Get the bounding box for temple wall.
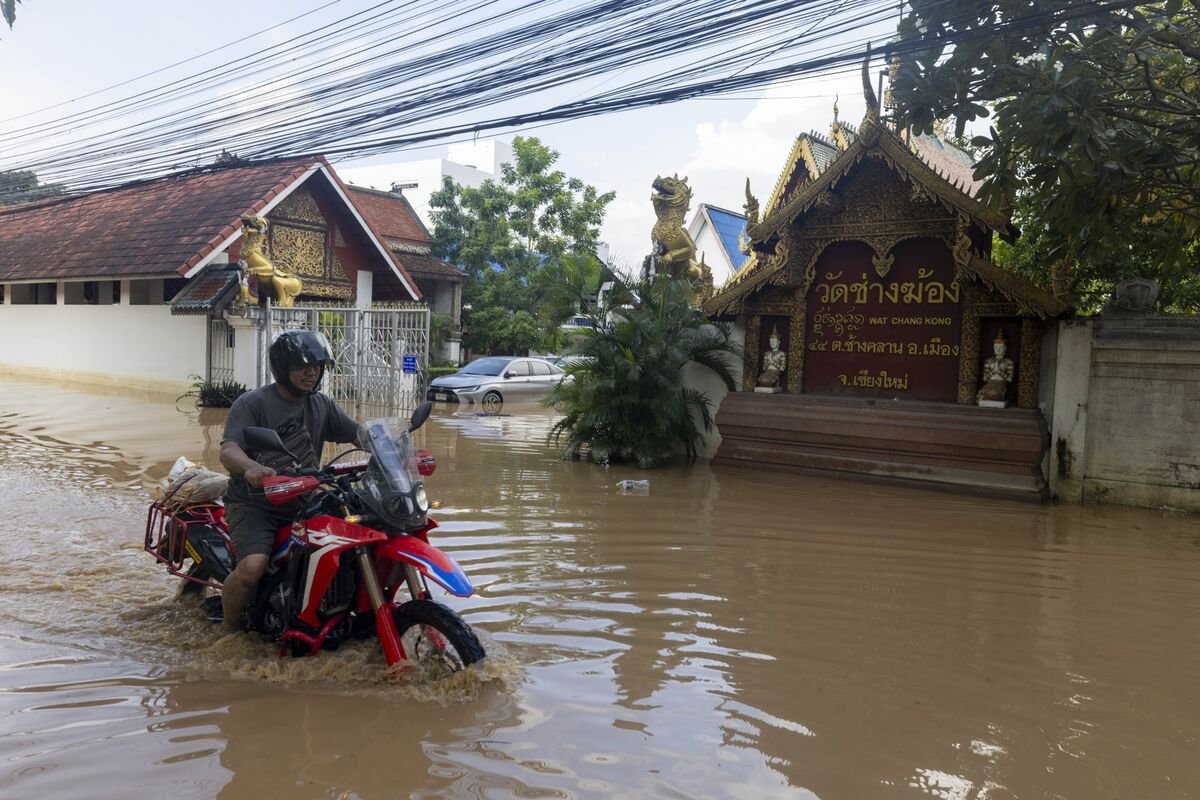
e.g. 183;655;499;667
1047;316;1200;512
685;320;745;459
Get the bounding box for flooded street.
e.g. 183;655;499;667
1;375;1198;799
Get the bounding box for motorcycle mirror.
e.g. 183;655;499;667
243;426;299;462
408;401;433;433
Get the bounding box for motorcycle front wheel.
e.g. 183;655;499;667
391;600;485;673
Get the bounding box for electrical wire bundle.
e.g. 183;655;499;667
0;0;1144;204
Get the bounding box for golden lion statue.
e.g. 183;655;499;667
643;174;701;281
238;215;302;308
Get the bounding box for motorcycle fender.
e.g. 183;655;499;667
376;536;473;598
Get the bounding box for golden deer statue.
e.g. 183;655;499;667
238;215;302;308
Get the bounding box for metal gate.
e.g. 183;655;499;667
208;318;236;383
251;303;430;415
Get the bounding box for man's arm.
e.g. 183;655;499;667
220;440;277;488
324;396;360;444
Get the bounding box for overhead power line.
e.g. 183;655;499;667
0;0;1148;203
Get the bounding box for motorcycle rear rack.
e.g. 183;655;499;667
145;501;228;590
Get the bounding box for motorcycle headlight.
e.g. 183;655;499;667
386;493;413;520
415;485;428;512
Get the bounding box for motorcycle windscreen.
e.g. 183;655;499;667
358;418;426;529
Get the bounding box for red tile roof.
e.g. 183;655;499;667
345;185;431;246
0;157;320;282
397;251;466;280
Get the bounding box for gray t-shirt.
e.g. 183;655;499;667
221;384;358;508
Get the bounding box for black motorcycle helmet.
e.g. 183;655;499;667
269;329;334;396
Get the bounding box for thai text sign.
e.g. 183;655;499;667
802;240;963;402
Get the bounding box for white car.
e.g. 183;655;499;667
427;356;569;413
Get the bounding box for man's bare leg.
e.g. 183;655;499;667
221;554;268;633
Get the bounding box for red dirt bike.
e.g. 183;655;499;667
145;402;485;672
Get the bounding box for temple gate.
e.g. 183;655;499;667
705;79;1067;500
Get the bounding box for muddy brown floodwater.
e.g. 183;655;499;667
1;375;1199;799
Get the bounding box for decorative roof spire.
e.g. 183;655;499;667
743;177;760;225
861;44;879;121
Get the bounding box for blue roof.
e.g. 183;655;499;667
705;206;750;272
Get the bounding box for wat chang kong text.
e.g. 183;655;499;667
802;240;964;402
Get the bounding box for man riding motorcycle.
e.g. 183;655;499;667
218;329;358;633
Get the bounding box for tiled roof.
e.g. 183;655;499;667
808;134;841;173
0;157;321;282
396;252;466;280
170;267;241;316
910;133;982;196
345;185;465;283
822;125;981;198
702;205;751;272
345;185;430;246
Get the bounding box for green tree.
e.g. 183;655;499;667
0;170;63;205
996;184;1200;314
547;275;742;468
429;136;615;354
892;1;1200;308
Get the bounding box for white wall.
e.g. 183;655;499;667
341;150;501;229
0;304;207;392
446;139;513;176
683;319;747;459
691;218;736;288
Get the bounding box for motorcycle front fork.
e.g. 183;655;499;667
354;549;429;667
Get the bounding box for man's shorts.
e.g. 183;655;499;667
225;502;294;560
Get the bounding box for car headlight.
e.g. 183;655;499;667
456;385;479;393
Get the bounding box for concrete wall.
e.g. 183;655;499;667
0;303;207;393
685;317;746;459
1047;316;1200;513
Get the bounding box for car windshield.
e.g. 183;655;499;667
458;357;512;376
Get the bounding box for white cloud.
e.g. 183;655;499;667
598;73;870;269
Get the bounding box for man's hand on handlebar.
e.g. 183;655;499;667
243;463;277;488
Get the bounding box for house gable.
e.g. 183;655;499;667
0;157;420;303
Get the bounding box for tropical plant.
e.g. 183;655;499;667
179;375;248;409
547;276;742;468
534;251;607;352
2;1;21;29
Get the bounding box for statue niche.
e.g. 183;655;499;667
643;174;702;282
755;323;788;394
239;215;303;308
977;329;1015;408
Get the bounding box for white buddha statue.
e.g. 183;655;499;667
977;330;1015;407
756;326;787;390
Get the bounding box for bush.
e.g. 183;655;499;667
180;375;248;408
429;366;460;380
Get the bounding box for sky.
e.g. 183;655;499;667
0;1;887;269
